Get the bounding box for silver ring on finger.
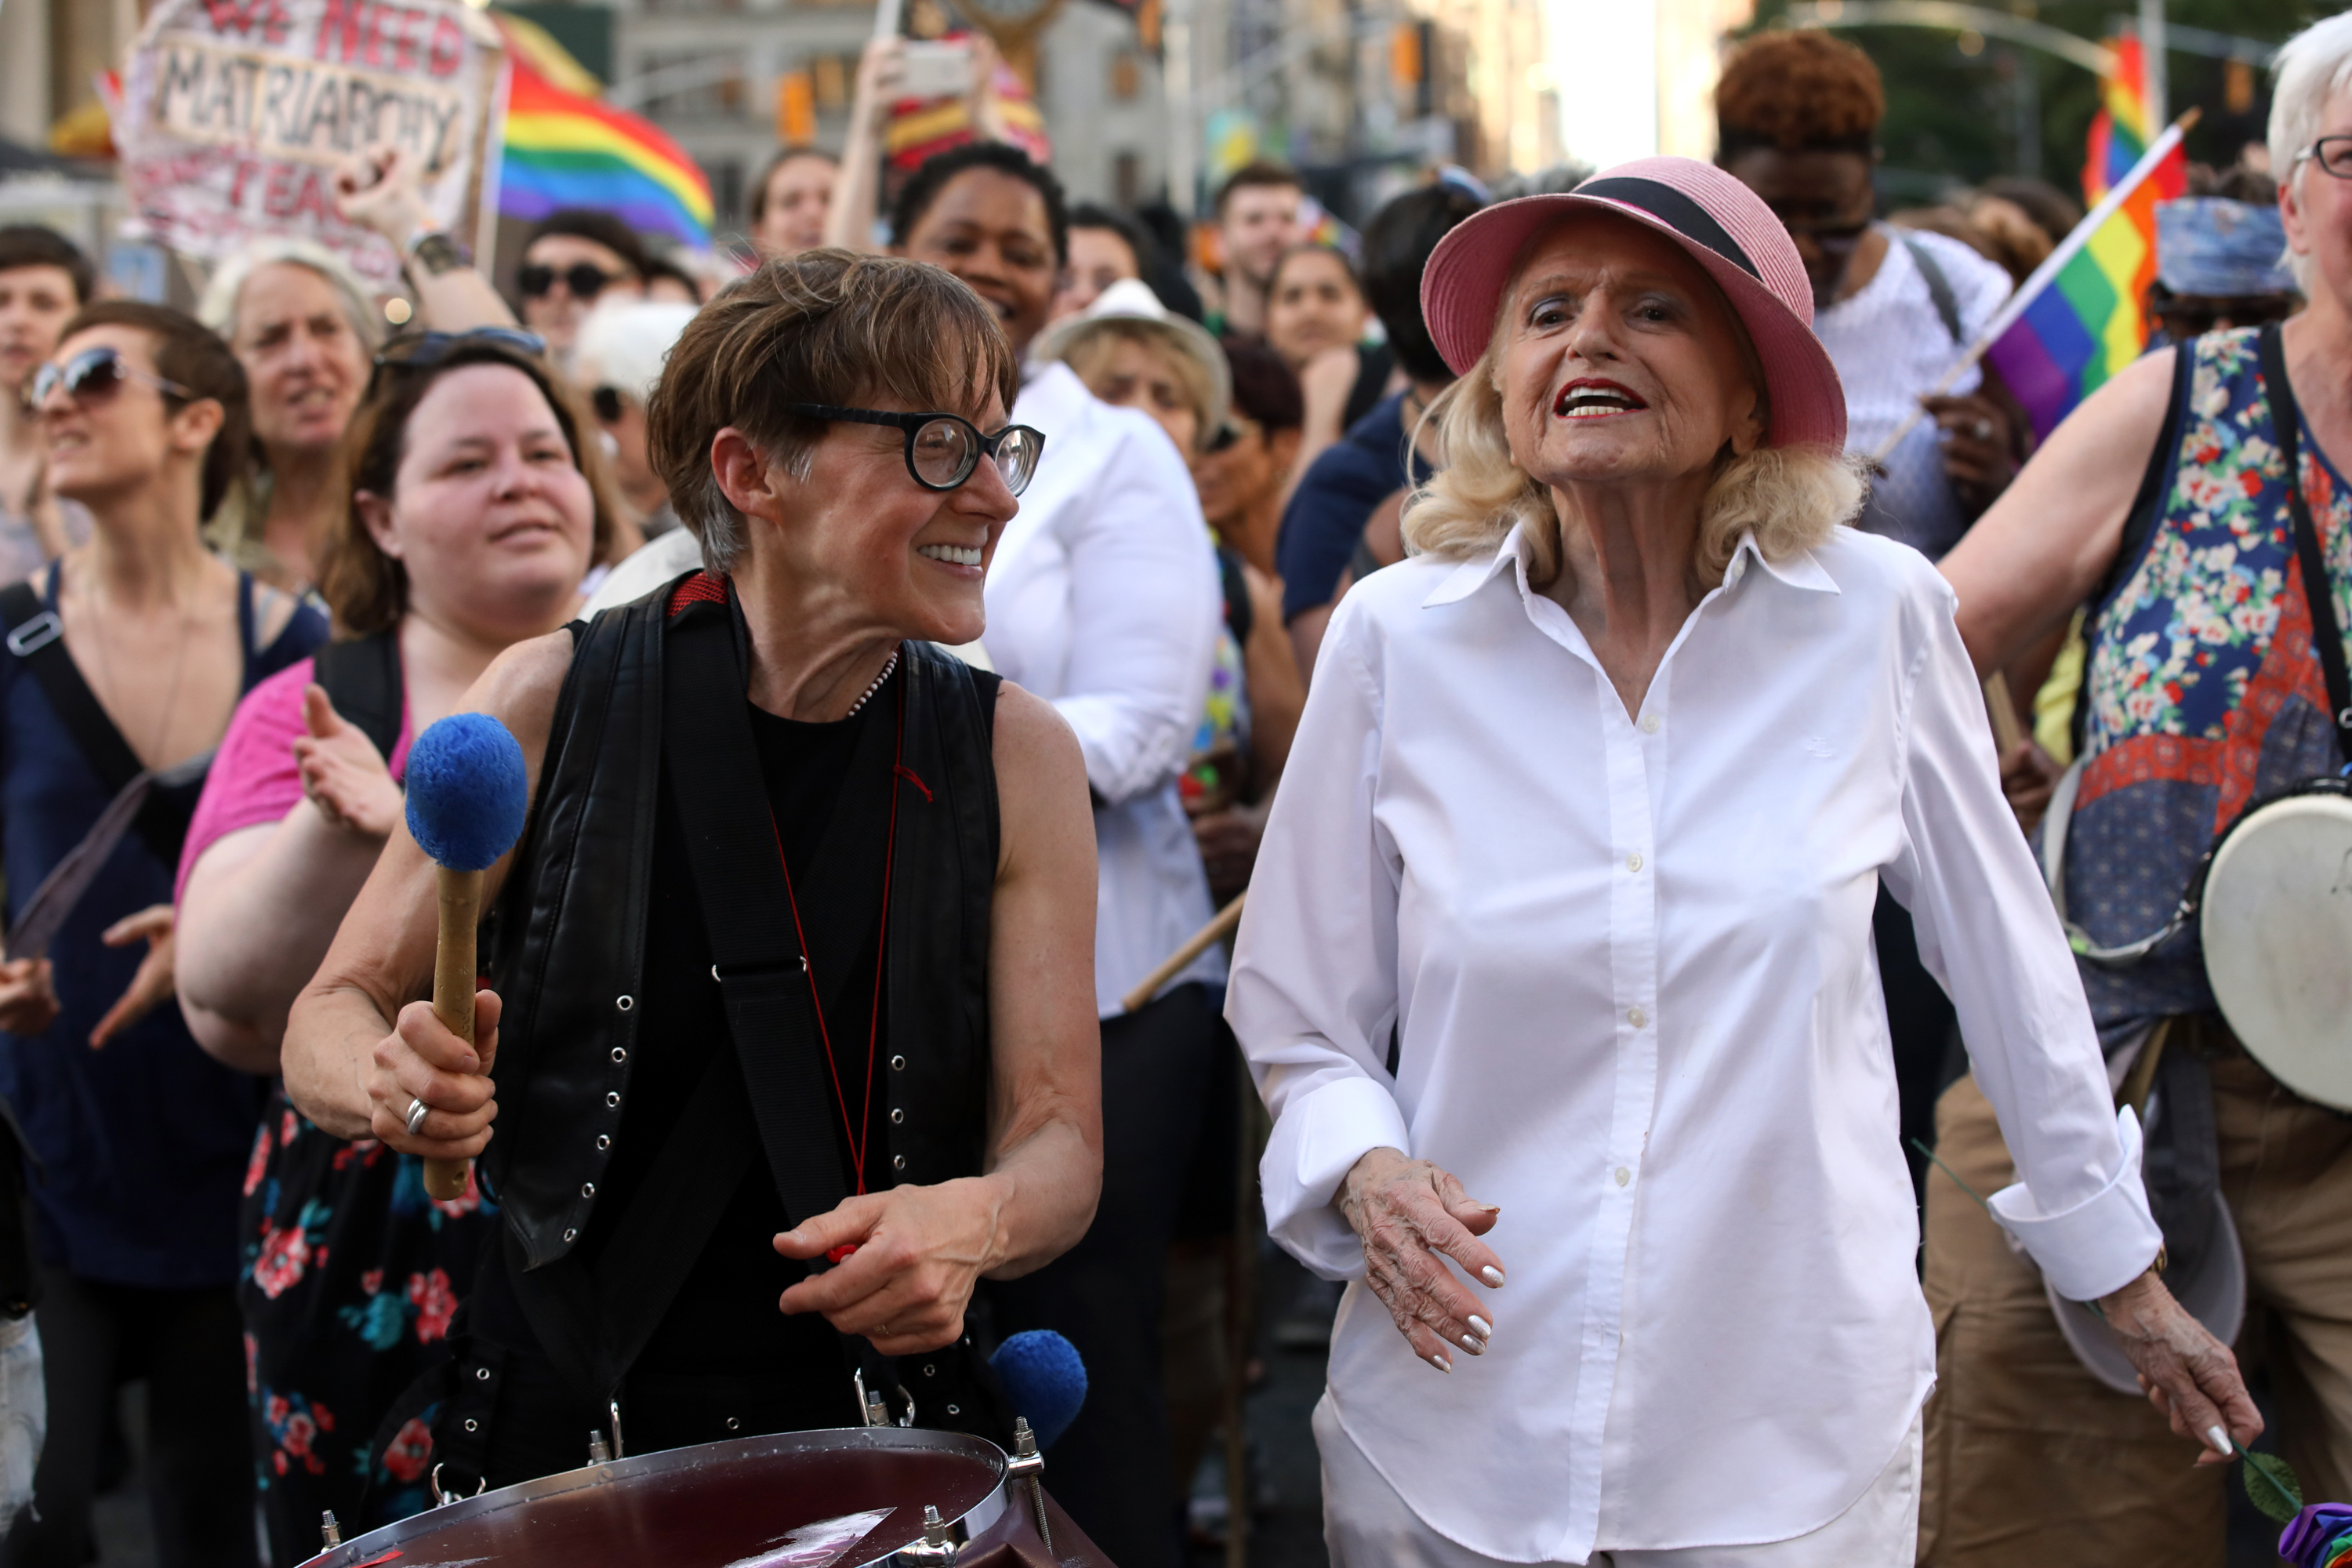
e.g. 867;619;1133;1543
405;1096;430;1136
1972;418;1993;441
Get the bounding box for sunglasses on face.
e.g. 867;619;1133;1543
26;345;192;412
591;385;626;423
517;261;624;301
784;404;1046;497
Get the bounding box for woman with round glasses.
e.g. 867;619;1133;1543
281;251;1102;1490
173;328;617;1555
0;301;327;1566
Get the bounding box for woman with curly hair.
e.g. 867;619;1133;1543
1224;158;2252;1566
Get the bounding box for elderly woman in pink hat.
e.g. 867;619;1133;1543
1225;157;2257;1567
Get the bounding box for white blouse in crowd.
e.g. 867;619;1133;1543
1225;521;2160;1563
990;361;1224;1015
1818;225;2012;561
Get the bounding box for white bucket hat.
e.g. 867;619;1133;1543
1034;277;1231;437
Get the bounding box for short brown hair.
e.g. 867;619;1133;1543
1214;162;1305;220
1715;31;1884;156
1061;321;1218;450
318;339;620;635
647;249;1021;572
56;300;250;521
0;226;94;303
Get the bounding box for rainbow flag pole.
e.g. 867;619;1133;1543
1867;109;2194;464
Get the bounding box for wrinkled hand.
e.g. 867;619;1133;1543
2103;1269;2263;1465
852;37;909;129
333;143;433;246
1337;1146;1504;1372
774;1177;1007;1356
1922;392;2019;509
294;684;402;839
0;958;58;1037
1999;738;2063;836
89;906;176;1047
365;990;501;1159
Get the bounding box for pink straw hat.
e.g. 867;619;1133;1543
1418;156;1847;450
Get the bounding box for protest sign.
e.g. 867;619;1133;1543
116;0;507;285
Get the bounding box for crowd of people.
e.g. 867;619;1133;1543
0;9;2343;1568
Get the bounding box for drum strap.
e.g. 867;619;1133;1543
2259;322;2352;771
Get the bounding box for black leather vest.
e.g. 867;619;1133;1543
485;583;1000;1272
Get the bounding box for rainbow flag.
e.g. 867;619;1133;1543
492;17;714;246
1984;118;2187;441
2083;34;2152;206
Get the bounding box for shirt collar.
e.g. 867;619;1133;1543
1419;522;1841;610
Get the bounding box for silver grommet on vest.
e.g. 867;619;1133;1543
596;1134;610;1151
615;995;633;1012
606;1091;621;1109
891;1108;904;1124
611;1047;626;1064
890;1055;906;1071
563;1227;578;1242
581;1181;596;1199
476;1367;490;1381
892;1154;906;1171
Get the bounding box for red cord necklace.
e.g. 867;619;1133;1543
768;669;905;1204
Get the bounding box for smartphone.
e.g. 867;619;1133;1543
900;39;977;100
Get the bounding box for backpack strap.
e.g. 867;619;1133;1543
0;579;196;868
1900;234;1965;345
310;629;405;766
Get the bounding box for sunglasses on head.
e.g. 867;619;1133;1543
26;345;193;412
373;327;549;373
517;261;624;301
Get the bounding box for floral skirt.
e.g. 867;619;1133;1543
238;1083;499;1561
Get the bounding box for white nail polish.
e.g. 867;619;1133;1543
2207;1425;2233;1456
1460;1334;1484;1353
1480;1266;1505;1287
1427;1351;1451;1373
1468;1315;1493;1338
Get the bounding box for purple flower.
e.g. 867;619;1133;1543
2278;1503;2352;1566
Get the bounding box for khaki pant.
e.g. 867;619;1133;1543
1918;1041;2352;1566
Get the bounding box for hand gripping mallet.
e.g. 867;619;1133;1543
402;713;530;1203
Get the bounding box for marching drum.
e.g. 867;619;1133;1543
296;1426;1109;1568
2198;778;2352;1109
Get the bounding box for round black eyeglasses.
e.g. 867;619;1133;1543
2300;136;2352;180
785;404;1046;497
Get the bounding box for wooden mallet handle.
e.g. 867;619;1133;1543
423;865;482;1203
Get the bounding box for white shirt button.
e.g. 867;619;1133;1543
1614;1167;1632;1187
1640;714;1661;735
1628;1006;1648;1029
1626;852;1643;873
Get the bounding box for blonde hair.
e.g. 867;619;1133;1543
1401;333;1866;586
1061;321;1220;452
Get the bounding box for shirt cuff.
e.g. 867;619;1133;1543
1989;1107;2164;1302
1260;1073;1412;1281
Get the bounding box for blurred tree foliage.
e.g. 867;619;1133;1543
1739;0;2318;202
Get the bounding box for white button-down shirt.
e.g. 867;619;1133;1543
1225;521;2160;1563
989;362;1225;1014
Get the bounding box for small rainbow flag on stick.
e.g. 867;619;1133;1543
2085;34;2153;206
1870;112;2190;461
492;16;715;246
1983;114;2188;441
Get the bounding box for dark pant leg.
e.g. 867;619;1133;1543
140;1285;260;1568
1876;887;1960;1212
2;1268;118;1568
989;983;1221;1568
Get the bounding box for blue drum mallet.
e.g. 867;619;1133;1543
403;713;530;1202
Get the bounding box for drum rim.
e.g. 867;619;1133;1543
296;1425;1011;1568
2198;779;2352;1110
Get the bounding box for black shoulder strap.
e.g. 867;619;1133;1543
660;590;859;1236
0;579;193;867
2258;322;2352;770
1900;234;1965;345
311;630;405;764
